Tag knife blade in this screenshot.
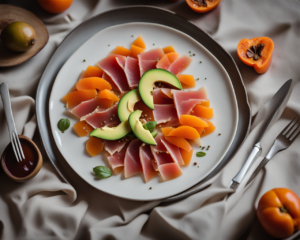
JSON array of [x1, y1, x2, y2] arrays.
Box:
[[229, 79, 293, 191]]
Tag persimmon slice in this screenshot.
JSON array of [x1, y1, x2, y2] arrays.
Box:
[[166, 52, 179, 63], [180, 148, 193, 166], [98, 89, 120, 101], [186, 0, 221, 13], [164, 136, 192, 152], [76, 77, 112, 91], [86, 137, 104, 157], [179, 115, 209, 128], [81, 66, 103, 78], [237, 37, 274, 74], [176, 74, 196, 88], [201, 119, 216, 137], [73, 121, 93, 137], [130, 45, 145, 58], [163, 45, 175, 54], [168, 126, 200, 139], [193, 105, 214, 119], [132, 35, 146, 49], [110, 46, 131, 56], [62, 90, 97, 109], [162, 127, 174, 136]]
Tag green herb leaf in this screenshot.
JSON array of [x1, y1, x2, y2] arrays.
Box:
[[57, 118, 70, 133], [93, 166, 112, 178], [196, 151, 206, 157], [151, 131, 158, 138], [143, 121, 157, 132], [127, 132, 136, 138]]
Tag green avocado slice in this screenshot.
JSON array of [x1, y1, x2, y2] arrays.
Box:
[[90, 121, 131, 140], [128, 110, 157, 145], [118, 89, 141, 122], [138, 69, 182, 110]]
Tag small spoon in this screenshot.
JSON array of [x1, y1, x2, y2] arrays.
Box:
[[0, 82, 42, 182]]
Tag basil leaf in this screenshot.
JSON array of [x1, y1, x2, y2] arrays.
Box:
[[151, 131, 158, 138], [196, 151, 206, 157], [143, 121, 157, 132], [127, 132, 136, 138], [93, 166, 112, 178], [57, 118, 70, 133]]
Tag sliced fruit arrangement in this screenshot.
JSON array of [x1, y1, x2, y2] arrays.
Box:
[[61, 35, 215, 183]]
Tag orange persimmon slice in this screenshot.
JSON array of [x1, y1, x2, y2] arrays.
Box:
[[110, 46, 131, 56], [168, 126, 200, 139], [193, 105, 214, 119], [62, 90, 97, 109], [98, 89, 120, 101], [186, 0, 221, 13], [73, 121, 94, 137], [237, 37, 274, 74], [180, 115, 209, 128], [163, 45, 175, 54], [194, 127, 204, 135], [199, 100, 210, 107], [130, 45, 145, 59], [81, 66, 103, 79], [180, 148, 193, 166], [76, 77, 112, 91], [166, 52, 179, 63], [164, 136, 192, 152], [201, 119, 216, 137], [132, 35, 146, 49], [162, 127, 174, 136], [176, 74, 196, 88], [86, 137, 104, 157]]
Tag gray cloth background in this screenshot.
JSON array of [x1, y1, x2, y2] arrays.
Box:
[[0, 0, 300, 239]]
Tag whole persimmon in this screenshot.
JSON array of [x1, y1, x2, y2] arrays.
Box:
[[186, 0, 221, 13], [257, 188, 300, 239], [37, 0, 73, 14]]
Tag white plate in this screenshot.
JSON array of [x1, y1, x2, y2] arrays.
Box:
[[49, 22, 238, 201]]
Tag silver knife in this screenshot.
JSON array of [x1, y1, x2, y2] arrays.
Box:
[[229, 79, 293, 191]]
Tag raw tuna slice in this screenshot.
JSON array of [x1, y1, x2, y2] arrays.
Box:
[[139, 60, 157, 77], [107, 145, 127, 175], [116, 56, 126, 70], [97, 54, 130, 92], [153, 89, 174, 104], [168, 55, 193, 75], [173, 87, 207, 118], [71, 98, 103, 118], [150, 132, 168, 153], [161, 88, 173, 98], [124, 139, 143, 178], [151, 151, 174, 171], [156, 55, 171, 70], [124, 57, 140, 88], [102, 72, 118, 91], [158, 163, 183, 181], [138, 48, 164, 61], [104, 140, 127, 155], [140, 144, 156, 182], [161, 138, 185, 165], [153, 104, 179, 127], [81, 104, 120, 128]]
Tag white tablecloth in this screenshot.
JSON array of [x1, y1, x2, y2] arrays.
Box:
[[0, 0, 300, 239]]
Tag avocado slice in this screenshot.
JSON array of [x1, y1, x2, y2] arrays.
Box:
[[138, 69, 182, 110], [129, 110, 157, 145], [118, 89, 141, 122], [90, 121, 131, 140]]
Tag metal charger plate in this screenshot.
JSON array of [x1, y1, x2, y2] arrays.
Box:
[[36, 6, 251, 202]]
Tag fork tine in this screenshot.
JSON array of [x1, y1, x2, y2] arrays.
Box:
[[11, 134, 21, 162], [290, 124, 300, 141], [280, 117, 296, 135], [15, 133, 25, 160], [12, 133, 22, 162], [284, 118, 300, 137]]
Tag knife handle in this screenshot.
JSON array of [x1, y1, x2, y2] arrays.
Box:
[[245, 157, 269, 187], [230, 143, 262, 190]]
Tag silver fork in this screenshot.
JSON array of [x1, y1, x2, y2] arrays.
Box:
[[0, 82, 25, 162], [246, 117, 300, 186]]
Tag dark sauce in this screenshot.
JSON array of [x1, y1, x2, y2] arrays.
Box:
[[3, 139, 38, 178]]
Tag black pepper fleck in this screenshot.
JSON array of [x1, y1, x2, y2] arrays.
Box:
[[149, 187, 152, 190], [194, 162, 197, 165]]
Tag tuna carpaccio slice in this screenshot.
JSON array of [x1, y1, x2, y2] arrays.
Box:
[[153, 104, 179, 127], [124, 57, 140, 89], [104, 140, 127, 155], [107, 144, 128, 175], [139, 144, 156, 183], [124, 139, 143, 178], [153, 89, 174, 104], [138, 48, 164, 77], [168, 55, 193, 75], [97, 54, 130, 93]]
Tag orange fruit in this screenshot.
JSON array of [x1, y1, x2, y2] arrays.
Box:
[[37, 0, 73, 14]]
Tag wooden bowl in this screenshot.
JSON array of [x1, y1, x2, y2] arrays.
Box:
[[0, 4, 49, 67], [1, 135, 43, 182]]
